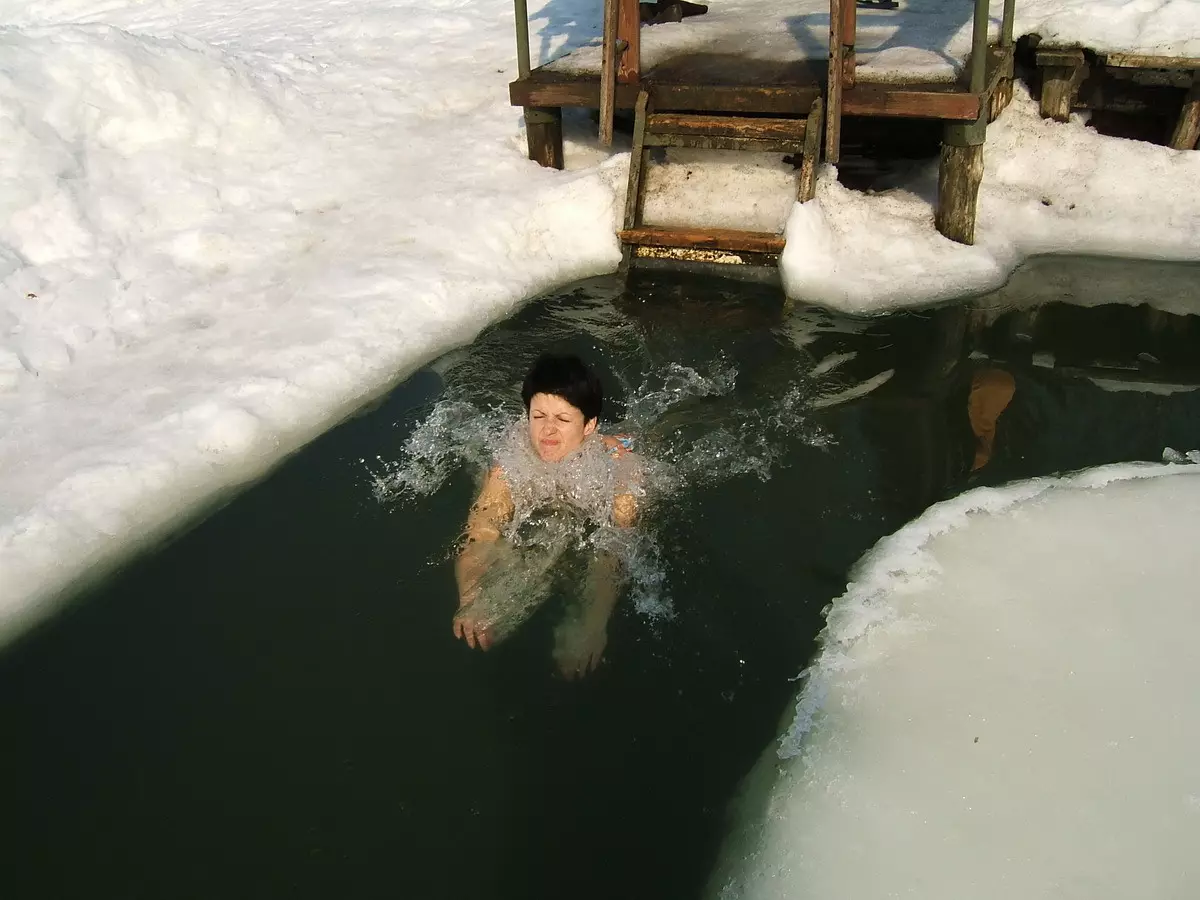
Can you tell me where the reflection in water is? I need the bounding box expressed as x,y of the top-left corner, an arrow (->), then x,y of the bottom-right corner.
374,265 -> 1200,677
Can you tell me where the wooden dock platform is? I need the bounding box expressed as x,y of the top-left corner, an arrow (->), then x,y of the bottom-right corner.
506,0 -> 1196,267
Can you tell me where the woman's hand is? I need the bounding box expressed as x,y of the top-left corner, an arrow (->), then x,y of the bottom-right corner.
453,603 -> 494,650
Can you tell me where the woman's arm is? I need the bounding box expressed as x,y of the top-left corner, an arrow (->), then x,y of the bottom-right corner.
453,466 -> 513,649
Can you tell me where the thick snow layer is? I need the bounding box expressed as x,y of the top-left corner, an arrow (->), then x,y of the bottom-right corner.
1,0 -> 1199,645
713,461 -> 1200,899
782,84 -> 1200,312
547,0 -> 1200,81
0,1 -> 623,642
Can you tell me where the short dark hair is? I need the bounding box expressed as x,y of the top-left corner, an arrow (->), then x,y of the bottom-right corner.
521,354 -> 603,422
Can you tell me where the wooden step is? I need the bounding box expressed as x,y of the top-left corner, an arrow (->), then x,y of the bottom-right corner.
646,113 -> 807,140
618,225 -> 785,254
642,133 -> 807,152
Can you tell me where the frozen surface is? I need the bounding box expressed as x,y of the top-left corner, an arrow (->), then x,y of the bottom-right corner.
1,0 -> 1200,645
547,0 -> 1200,81
712,461 -> 1200,899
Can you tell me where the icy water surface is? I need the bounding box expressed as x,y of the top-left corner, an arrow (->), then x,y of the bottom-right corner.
3,258 -> 1200,899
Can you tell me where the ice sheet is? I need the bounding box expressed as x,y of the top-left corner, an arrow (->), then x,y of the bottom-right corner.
712,461 -> 1200,899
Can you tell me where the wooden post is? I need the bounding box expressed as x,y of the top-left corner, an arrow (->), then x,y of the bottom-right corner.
936,143 -> 984,244
825,0 -> 843,164
798,97 -> 824,202
937,0 -> 989,245
1037,48 -> 1087,122
1000,0 -> 1016,48
616,0 -> 641,83
840,0 -> 856,88
1169,74 -> 1200,150
513,0 -> 531,78
525,107 -> 564,169
599,0 -> 619,145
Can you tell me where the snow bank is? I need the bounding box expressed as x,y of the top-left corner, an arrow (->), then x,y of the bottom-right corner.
712,461 -> 1200,899
782,84 -> 1200,312
0,4 -> 622,643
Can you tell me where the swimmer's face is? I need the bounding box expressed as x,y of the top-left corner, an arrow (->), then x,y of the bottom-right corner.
527,393 -> 597,463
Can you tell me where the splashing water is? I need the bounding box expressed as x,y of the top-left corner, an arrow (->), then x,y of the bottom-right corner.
371,349 -> 848,647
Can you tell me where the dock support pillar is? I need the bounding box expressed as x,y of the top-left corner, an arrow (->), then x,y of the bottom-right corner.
937,119 -> 985,245
1037,48 -> 1087,122
1169,75 -> 1200,150
525,107 -> 564,169
939,0 -> 990,245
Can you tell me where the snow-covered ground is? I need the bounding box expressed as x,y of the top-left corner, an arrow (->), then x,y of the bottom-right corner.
549,0 -> 1200,82
1,0 -> 1198,644
711,461 -> 1200,898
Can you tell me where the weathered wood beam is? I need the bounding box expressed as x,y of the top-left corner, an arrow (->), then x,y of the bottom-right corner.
842,85 -> 982,120
1037,48 -> 1087,122
616,0 -> 640,82
1102,52 -> 1200,70
840,0 -> 857,88
1169,76 -> 1200,151
622,91 -> 651,231
826,0 -> 844,163
599,0 -> 619,145
618,225 -> 786,254
510,77 -> 982,120
647,114 -> 808,140
936,142 -> 984,244
798,97 -> 824,203
644,134 -> 807,153
524,107 -> 564,169
511,78 -> 821,115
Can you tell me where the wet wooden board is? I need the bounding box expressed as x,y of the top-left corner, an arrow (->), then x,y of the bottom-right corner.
618,225 -> 786,254
646,113 -> 807,140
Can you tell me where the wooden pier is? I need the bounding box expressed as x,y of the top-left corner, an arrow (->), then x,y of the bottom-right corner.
507,0 -> 1195,268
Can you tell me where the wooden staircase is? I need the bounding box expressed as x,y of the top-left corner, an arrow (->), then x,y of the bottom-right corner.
618,90 -> 824,267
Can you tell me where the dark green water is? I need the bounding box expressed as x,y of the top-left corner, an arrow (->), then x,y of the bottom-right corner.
3,259 -> 1200,900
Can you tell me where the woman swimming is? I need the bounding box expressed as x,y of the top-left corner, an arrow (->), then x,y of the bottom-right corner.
453,354 -> 640,678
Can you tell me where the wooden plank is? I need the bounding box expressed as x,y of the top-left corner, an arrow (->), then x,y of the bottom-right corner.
840,0 -> 857,88
842,85 -> 981,120
510,76 -> 979,120
826,0 -> 844,163
599,0 -> 619,145
644,133 -> 807,153
797,96 -> 823,203
616,0 -> 640,82
1170,78 -> 1200,150
622,91 -> 651,231
524,107 -> 563,169
1035,47 -> 1086,68
1040,63 -> 1087,122
1102,52 -> 1200,70
646,114 -> 807,140
511,77 -> 822,115
618,225 -> 786,254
